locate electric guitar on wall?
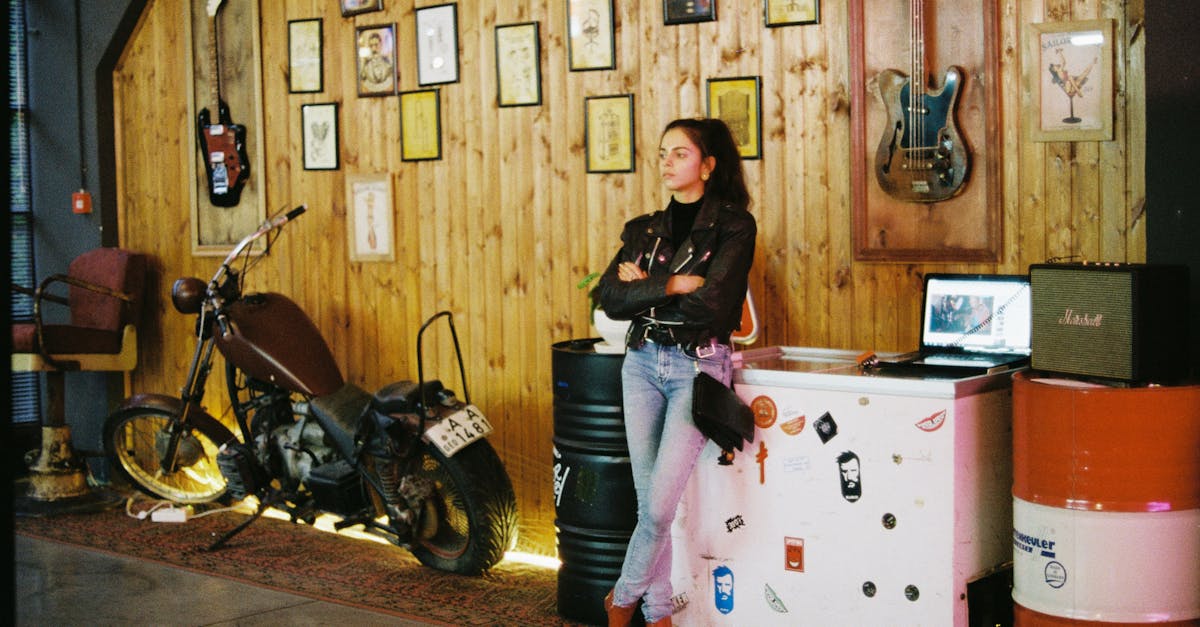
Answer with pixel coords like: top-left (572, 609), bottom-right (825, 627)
top-left (874, 0), bottom-right (969, 203)
top-left (196, 0), bottom-right (249, 208)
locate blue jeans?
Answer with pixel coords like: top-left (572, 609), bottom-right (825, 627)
top-left (611, 340), bottom-right (732, 623)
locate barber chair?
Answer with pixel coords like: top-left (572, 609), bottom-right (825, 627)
top-left (11, 247), bottom-right (147, 502)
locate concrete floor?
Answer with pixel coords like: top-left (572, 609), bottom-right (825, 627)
top-left (14, 534), bottom-right (434, 626)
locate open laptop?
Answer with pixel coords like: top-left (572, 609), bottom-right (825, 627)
top-left (876, 273), bottom-right (1032, 374)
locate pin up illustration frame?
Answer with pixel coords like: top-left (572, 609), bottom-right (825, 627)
top-left (1026, 19), bottom-right (1114, 142)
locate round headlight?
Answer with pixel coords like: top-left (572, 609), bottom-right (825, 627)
top-left (171, 277), bottom-right (206, 314)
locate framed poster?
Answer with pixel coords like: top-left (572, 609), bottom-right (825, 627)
top-left (415, 3), bottom-right (460, 86)
top-left (706, 76), bottom-right (762, 160)
top-left (848, 0), bottom-right (1001, 262)
top-left (568, 0), bottom-right (615, 71)
top-left (301, 102), bottom-right (339, 170)
top-left (765, 0), bottom-right (819, 27)
top-left (287, 18), bottom-right (323, 93)
top-left (355, 24), bottom-right (397, 96)
top-left (400, 89), bottom-right (442, 161)
top-left (495, 22), bottom-right (542, 107)
top-left (585, 94), bottom-right (634, 173)
top-left (1026, 19), bottom-right (1114, 142)
top-left (664, 0), bottom-right (715, 25)
top-left (341, 0), bottom-right (382, 17)
top-left (345, 173), bottom-right (394, 262)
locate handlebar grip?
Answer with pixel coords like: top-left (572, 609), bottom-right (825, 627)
top-left (285, 205), bottom-right (307, 221)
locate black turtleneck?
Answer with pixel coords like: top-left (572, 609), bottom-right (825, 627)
top-left (669, 196), bottom-right (703, 249)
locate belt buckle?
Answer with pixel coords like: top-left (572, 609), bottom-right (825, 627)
top-left (693, 342), bottom-right (717, 359)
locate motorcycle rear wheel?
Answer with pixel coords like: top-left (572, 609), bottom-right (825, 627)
top-left (104, 408), bottom-right (231, 503)
top-left (409, 439), bottom-right (519, 575)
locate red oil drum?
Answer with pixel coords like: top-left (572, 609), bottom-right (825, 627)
top-left (1011, 372), bottom-right (1200, 625)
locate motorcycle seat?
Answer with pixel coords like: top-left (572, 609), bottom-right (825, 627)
top-left (373, 379), bottom-right (444, 414)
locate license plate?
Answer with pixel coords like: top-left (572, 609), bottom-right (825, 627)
top-left (424, 404), bottom-right (493, 457)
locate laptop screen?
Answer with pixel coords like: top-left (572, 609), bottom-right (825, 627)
top-left (920, 274), bottom-right (1032, 355)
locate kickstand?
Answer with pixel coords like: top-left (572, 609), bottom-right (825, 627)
top-left (207, 492), bottom-right (275, 552)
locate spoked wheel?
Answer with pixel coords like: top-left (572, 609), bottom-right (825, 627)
top-left (104, 408), bottom-right (231, 503)
top-left (409, 439), bottom-right (519, 575)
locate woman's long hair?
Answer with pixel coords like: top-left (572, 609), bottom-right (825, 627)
top-left (662, 118), bottom-right (751, 210)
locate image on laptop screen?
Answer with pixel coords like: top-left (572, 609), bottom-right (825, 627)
top-left (921, 274), bottom-right (1032, 355)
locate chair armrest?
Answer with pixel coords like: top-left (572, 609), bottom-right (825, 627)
top-left (11, 282), bottom-right (67, 306)
top-left (30, 274), bottom-right (138, 371)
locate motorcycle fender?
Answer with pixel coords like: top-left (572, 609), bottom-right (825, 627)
top-left (117, 393), bottom-right (237, 444)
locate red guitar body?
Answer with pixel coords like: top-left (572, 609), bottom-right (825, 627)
top-left (197, 99), bottom-right (249, 208)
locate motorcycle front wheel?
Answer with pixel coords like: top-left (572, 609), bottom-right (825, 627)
top-left (409, 439), bottom-right (519, 575)
top-left (104, 408), bottom-right (232, 503)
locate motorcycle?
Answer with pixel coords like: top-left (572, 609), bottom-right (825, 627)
top-left (103, 205), bottom-right (518, 575)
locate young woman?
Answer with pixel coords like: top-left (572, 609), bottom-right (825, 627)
top-left (594, 117), bottom-right (756, 627)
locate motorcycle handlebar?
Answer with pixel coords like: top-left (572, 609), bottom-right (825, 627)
top-left (210, 204), bottom-right (307, 292)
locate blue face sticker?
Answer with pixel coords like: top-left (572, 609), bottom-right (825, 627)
top-left (713, 564), bottom-right (735, 614)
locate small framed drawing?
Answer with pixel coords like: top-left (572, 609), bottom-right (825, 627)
top-left (287, 18), bottom-right (323, 93)
top-left (495, 22), bottom-right (542, 107)
top-left (400, 89), bottom-right (442, 161)
top-left (1026, 19), bottom-right (1114, 142)
top-left (415, 3), bottom-right (460, 86)
top-left (585, 94), bottom-right (634, 173)
top-left (568, 0), bottom-right (615, 71)
top-left (301, 102), bottom-right (339, 170)
top-left (355, 24), bottom-right (397, 97)
top-left (341, 0), bottom-right (382, 18)
top-left (765, 0), bottom-right (819, 27)
top-left (664, 0), bottom-right (715, 25)
top-left (345, 173), bottom-right (394, 262)
top-left (706, 76), bottom-right (762, 159)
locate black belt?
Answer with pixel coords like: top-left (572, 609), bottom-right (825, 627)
top-left (639, 324), bottom-right (723, 357)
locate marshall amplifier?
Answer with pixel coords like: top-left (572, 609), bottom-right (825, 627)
top-left (1030, 262), bottom-right (1190, 382)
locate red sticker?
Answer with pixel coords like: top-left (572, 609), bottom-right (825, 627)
top-left (784, 537), bottom-right (805, 572)
top-left (751, 395), bottom-right (778, 429)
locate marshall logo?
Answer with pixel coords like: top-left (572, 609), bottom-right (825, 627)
top-left (1058, 308), bottom-right (1103, 327)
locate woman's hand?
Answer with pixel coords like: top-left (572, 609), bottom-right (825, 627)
top-left (666, 275), bottom-right (704, 295)
top-left (617, 261), bottom-right (648, 282)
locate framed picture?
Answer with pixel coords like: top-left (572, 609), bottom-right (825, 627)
top-left (301, 102), bottom-right (339, 170)
top-left (1026, 19), bottom-right (1114, 142)
top-left (287, 18), bottom-right (323, 93)
top-left (664, 0), bottom-right (715, 25)
top-left (585, 94), bottom-right (634, 173)
top-left (706, 76), bottom-right (762, 159)
top-left (341, 0), bottom-right (382, 17)
top-left (495, 22), bottom-right (542, 107)
top-left (415, 3), bottom-right (460, 86)
top-left (345, 173), bottom-right (394, 262)
top-left (568, 0), bottom-right (615, 71)
top-left (765, 0), bottom-right (819, 27)
top-left (400, 89), bottom-right (442, 161)
top-left (355, 24), bottom-right (397, 97)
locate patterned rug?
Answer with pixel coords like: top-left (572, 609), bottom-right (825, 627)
top-left (14, 494), bottom-right (587, 626)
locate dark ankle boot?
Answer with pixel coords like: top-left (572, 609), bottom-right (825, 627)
top-left (604, 588), bottom-right (636, 627)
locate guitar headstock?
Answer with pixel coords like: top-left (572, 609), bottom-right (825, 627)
top-left (206, 0), bottom-right (225, 18)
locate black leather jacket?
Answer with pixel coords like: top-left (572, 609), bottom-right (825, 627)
top-left (595, 197), bottom-right (756, 349)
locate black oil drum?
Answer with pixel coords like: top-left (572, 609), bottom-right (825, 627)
top-left (552, 338), bottom-right (637, 626)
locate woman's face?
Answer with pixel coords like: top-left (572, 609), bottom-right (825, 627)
top-left (658, 127), bottom-right (714, 203)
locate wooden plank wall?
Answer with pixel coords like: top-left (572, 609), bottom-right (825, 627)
top-left (114, 0), bottom-right (1145, 556)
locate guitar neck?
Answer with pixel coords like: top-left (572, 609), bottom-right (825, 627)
top-left (909, 0), bottom-right (925, 98)
top-left (207, 13), bottom-right (221, 113)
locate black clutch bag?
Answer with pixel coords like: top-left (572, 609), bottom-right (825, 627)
top-left (692, 371), bottom-right (755, 452)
